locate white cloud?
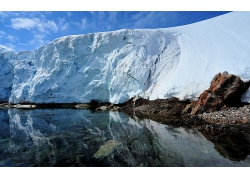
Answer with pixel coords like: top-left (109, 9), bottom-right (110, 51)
top-left (0, 44), bottom-right (14, 52)
top-left (11, 18), bottom-right (37, 30)
top-left (131, 12), bottom-right (178, 29)
top-left (59, 18), bottom-right (69, 31)
top-left (7, 35), bottom-right (19, 42)
top-left (67, 12), bottom-right (72, 17)
top-left (4, 43), bottom-right (15, 50)
top-left (29, 32), bottom-right (49, 49)
top-left (0, 30), bottom-right (5, 35)
top-left (37, 20), bottom-right (58, 33)
top-left (11, 17), bottom-right (58, 33)
top-left (73, 17), bottom-right (88, 30)
top-left (34, 34), bottom-right (45, 39)
top-left (0, 12), bottom-right (8, 18)
top-left (81, 18), bottom-right (87, 29)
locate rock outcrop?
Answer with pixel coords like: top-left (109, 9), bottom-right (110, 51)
top-left (191, 71), bottom-right (250, 115)
top-left (120, 72), bottom-right (250, 119)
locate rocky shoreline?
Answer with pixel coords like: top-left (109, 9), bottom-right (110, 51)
top-left (1, 72), bottom-right (250, 134)
top-left (1, 100), bottom-right (249, 134)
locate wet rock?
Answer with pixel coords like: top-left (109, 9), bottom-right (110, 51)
top-left (92, 140), bottom-right (120, 158)
top-left (75, 104), bottom-right (90, 109)
top-left (112, 106), bottom-right (120, 111)
top-left (99, 106), bottom-right (108, 110)
top-left (108, 103), bottom-right (114, 109)
top-left (15, 104), bottom-right (36, 109)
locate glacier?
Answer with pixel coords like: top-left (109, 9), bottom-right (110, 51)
top-left (1, 11), bottom-right (250, 104)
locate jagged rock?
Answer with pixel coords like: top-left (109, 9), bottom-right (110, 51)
top-left (191, 72), bottom-right (250, 115)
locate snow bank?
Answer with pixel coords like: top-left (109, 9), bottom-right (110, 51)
top-left (6, 11), bottom-right (250, 104)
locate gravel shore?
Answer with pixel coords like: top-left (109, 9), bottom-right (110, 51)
top-left (200, 105), bottom-right (250, 125)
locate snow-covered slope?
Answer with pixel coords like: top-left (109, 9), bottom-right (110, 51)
top-left (4, 11), bottom-right (250, 104)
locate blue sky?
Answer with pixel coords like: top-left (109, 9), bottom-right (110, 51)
top-left (0, 11), bottom-right (230, 52)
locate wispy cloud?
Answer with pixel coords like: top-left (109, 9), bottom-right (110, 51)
top-left (4, 43), bottom-right (15, 50)
top-left (0, 44), bottom-right (14, 51)
top-left (0, 30), bottom-right (5, 35)
top-left (73, 17), bottom-right (88, 30)
top-left (11, 17), bottom-right (58, 33)
top-left (29, 32), bottom-right (48, 48)
top-left (67, 12), bottom-right (72, 17)
top-left (131, 12), bottom-right (178, 29)
top-left (81, 18), bottom-right (87, 29)
top-left (59, 18), bottom-right (70, 31)
top-left (0, 12), bottom-right (9, 18)
top-left (7, 35), bottom-right (19, 42)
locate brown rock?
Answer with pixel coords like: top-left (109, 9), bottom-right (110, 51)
top-left (191, 72), bottom-right (250, 115)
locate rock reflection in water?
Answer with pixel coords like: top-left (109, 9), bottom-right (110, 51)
top-left (202, 132), bottom-right (250, 162)
top-left (0, 108), bottom-right (249, 167)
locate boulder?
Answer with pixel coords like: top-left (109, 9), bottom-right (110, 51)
top-left (191, 72), bottom-right (250, 115)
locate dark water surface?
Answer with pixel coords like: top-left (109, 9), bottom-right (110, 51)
top-left (0, 108), bottom-right (250, 167)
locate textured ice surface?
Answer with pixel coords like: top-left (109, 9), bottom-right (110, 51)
top-left (2, 12), bottom-right (250, 104)
top-left (0, 51), bottom-right (15, 102)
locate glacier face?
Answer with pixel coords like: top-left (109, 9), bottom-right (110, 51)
top-left (9, 30), bottom-right (181, 103)
top-left (0, 51), bottom-right (15, 102)
top-left (2, 11), bottom-right (250, 104)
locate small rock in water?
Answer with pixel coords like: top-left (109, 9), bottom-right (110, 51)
top-left (92, 140), bottom-right (120, 158)
top-left (112, 106), bottom-right (120, 111)
top-left (75, 104), bottom-right (90, 109)
top-left (16, 104), bottom-right (36, 109)
top-left (99, 106), bottom-right (108, 110)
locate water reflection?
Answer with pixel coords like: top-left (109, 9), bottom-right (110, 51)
top-left (0, 108), bottom-right (249, 167)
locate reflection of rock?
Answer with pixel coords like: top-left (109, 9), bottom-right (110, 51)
top-left (202, 132), bottom-right (250, 162)
top-left (93, 140), bottom-right (120, 158)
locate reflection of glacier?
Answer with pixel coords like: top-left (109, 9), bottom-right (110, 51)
top-left (9, 114), bottom-right (50, 146)
top-left (0, 109), bottom-right (250, 166)
top-left (108, 111), bottom-right (185, 166)
top-left (108, 111), bottom-right (250, 167)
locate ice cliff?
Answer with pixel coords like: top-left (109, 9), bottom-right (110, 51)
top-left (1, 11), bottom-right (250, 104)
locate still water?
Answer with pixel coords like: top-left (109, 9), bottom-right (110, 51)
top-left (0, 108), bottom-right (250, 167)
